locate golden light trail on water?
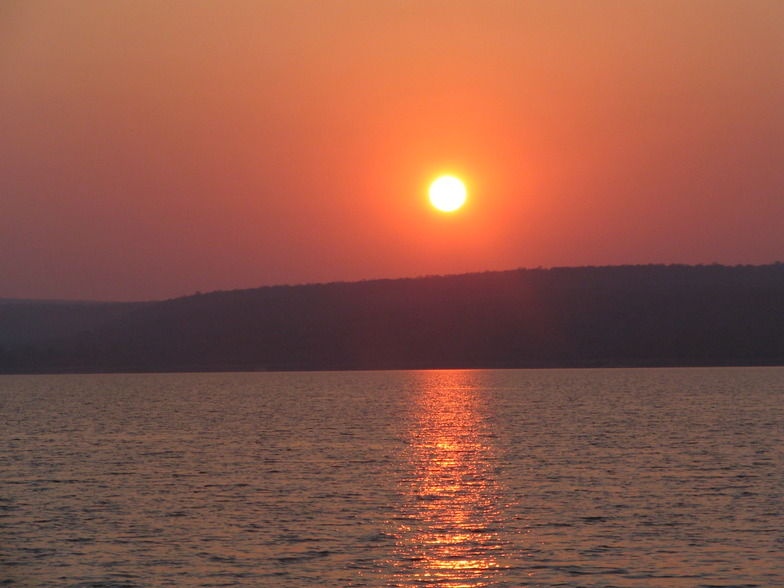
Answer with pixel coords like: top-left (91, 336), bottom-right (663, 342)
top-left (392, 370), bottom-right (514, 586)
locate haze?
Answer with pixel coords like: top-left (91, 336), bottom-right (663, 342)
top-left (1, 1), bottom-right (782, 301)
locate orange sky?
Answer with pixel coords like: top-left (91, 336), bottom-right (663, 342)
top-left (1, 0), bottom-right (782, 300)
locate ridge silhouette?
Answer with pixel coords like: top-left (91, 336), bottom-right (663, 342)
top-left (2, 263), bottom-right (782, 373)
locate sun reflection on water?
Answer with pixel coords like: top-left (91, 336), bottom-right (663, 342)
top-left (394, 370), bottom-right (512, 586)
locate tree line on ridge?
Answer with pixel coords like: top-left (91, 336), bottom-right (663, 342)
top-left (1, 263), bottom-right (782, 373)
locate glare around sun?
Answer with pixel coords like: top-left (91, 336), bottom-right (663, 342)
top-left (429, 176), bottom-right (467, 212)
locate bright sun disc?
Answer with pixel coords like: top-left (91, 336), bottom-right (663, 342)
top-left (429, 176), bottom-right (467, 212)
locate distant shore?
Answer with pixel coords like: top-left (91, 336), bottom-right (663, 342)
top-left (2, 263), bottom-right (782, 374)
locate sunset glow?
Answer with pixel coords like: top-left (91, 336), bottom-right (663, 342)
top-left (1, 2), bottom-right (781, 301)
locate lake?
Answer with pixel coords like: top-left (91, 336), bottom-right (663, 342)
top-left (1, 367), bottom-right (782, 586)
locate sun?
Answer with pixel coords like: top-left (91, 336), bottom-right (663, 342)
top-left (429, 176), bottom-right (467, 212)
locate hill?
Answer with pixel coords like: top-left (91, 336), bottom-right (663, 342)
top-left (0, 299), bottom-right (149, 349)
top-left (1, 264), bottom-right (783, 373)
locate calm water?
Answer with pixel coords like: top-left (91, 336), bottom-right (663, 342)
top-left (1, 368), bottom-right (783, 587)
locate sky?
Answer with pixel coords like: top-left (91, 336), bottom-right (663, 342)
top-left (1, 1), bottom-right (782, 301)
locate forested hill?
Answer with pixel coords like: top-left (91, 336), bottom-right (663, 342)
top-left (2, 264), bottom-right (783, 373)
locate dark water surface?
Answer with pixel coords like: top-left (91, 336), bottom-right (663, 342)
top-left (1, 368), bottom-right (782, 586)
